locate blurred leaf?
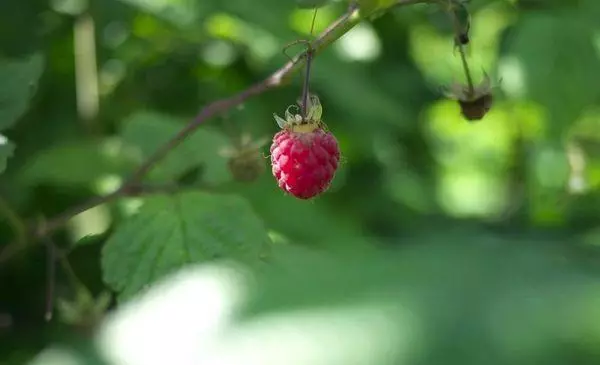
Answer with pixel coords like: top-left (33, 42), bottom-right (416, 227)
top-left (115, 0), bottom-right (210, 27)
top-left (0, 53), bottom-right (44, 130)
top-left (101, 192), bottom-right (270, 300)
top-left (0, 135), bottom-right (15, 174)
top-left (121, 111), bottom-right (232, 184)
top-left (295, 0), bottom-right (332, 8)
top-left (238, 242), bottom-right (600, 365)
top-left (18, 140), bottom-right (131, 186)
top-left (358, 0), bottom-right (398, 18)
top-left (507, 13), bottom-right (599, 136)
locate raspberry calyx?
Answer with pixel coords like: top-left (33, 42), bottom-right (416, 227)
top-left (270, 94), bottom-right (340, 200)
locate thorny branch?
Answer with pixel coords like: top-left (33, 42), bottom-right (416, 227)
top-left (0, 0), bottom-right (430, 265)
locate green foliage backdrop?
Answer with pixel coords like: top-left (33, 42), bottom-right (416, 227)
top-left (1, 0), bottom-right (600, 364)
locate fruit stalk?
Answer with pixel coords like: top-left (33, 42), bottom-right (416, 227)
top-left (300, 7), bottom-right (318, 120)
top-left (448, 3), bottom-right (475, 97)
top-left (300, 48), bottom-right (314, 120)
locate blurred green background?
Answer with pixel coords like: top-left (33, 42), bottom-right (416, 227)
top-left (1, 0), bottom-right (600, 363)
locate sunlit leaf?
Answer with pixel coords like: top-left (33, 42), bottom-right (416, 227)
top-left (101, 192), bottom-right (270, 300)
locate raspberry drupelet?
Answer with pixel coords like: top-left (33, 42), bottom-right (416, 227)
top-left (270, 94), bottom-right (340, 199)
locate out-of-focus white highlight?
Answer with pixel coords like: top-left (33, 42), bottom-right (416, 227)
top-left (67, 204), bottom-right (111, 241)
top-left (335, 23), bottom-right (381, 62)
top-left (29, 347), bottom-right (83, 365)
top-left (97, 263), bottom-right (249, 365)
top-left (117, 0), bottom-right (198, 26)
top-left (118, 197), bottom-right (144, 217)
top-left (97, 263), bottom-right (418, 365)
top-left (196, 305), bottom-right (413, 365)
top-left (50, 0), bottom-right (87, 15)
top-left (498, 56), bottom-right (526, 98)
top-left (438, 171), bottom-right (505, 216)
top-left (0, 134), bottom-right (8, 145)
top-left (201, 41), bottom-right (237, 67)
top-left (95, 174), bottom-right (122, 195)
top-left (567, 143), bottom-right (587, 194)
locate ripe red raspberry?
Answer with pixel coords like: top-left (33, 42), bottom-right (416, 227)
top-left (270, 95), bottom-right (340, 199)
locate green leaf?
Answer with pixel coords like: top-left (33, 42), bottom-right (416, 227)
top-left (0, 52), bottom-right (44, 130)
top-left (18, 139), bottom-right (132, 186)
top-left (507, 13), bottom-right (599, 136)
top-left (0, 134), bottom-right (15, 174)
top-left (121, 111), bottom-right (232, 184)
top-left (101, 191), bottom-right (270, 300)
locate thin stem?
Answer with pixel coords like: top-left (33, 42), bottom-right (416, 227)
top-left (124, 82), bottom-right (270, 185)
top-left (448, 2), bottom-right (474, 96)
top-left (44, 239), bottom-right (56, 321)
top-left (42, 233), bottom-right (86, 322)
top-left (310, 7), bottom-right (318, 35)
top-left (301, 8), bottom-right (319, 120)
top-left (268, 3), bottom-right (361, 86)
top-left (0, 191), bottom-right (119, 264)
top-left (44, 234), bottom-right (91, 321)
top-left (36, 191), bottom-right (121, 239)
top-left (300, 49), bottom-right (314, 120)
top-left (458, 45), bottom-right (474, 96)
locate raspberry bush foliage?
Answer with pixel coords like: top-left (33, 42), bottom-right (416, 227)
top-left (2, 0), bottom-right (600, 364)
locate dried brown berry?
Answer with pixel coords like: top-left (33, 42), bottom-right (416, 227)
top-left (444, 72), bottom-right (498, 122)
top-left (458, 93), bottom-right (493, 121)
